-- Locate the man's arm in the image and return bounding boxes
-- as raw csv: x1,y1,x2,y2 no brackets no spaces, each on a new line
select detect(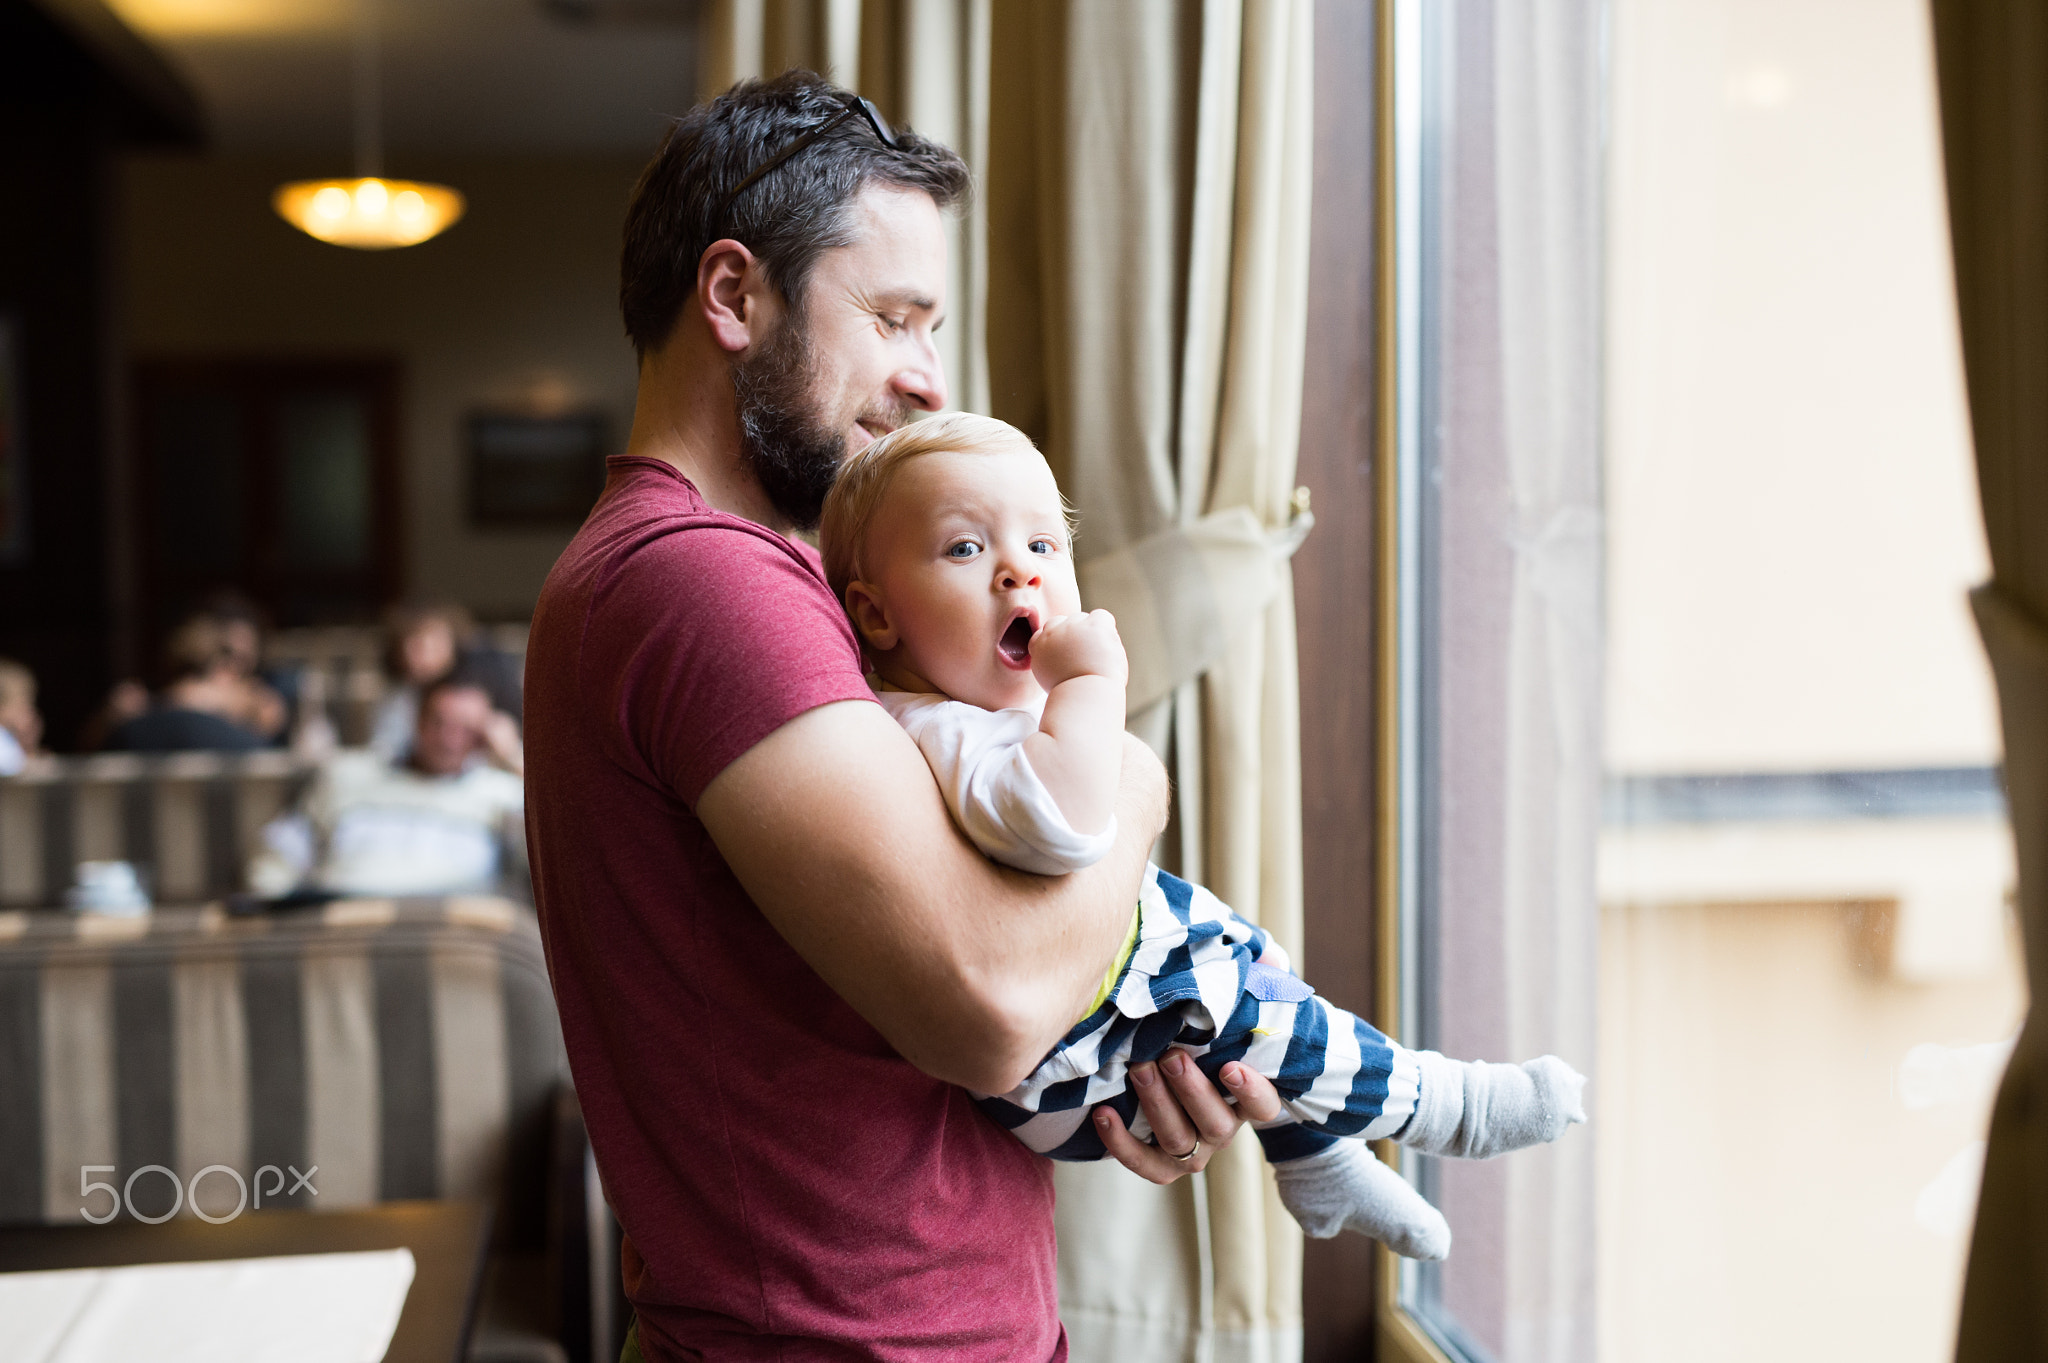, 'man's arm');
697,699,1164,1096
